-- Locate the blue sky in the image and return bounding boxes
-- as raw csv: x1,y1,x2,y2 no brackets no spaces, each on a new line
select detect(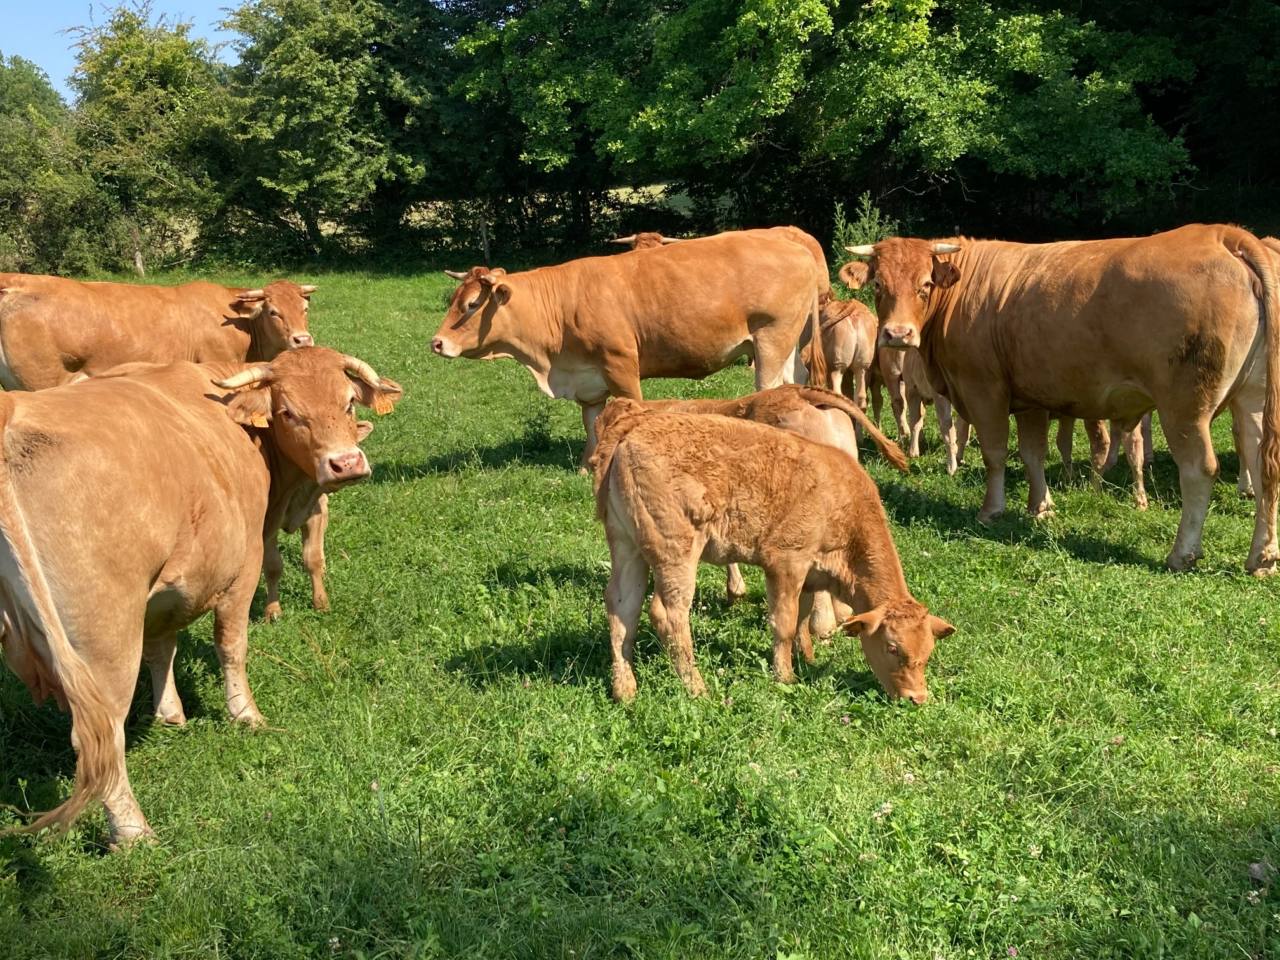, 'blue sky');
4,1,238,101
